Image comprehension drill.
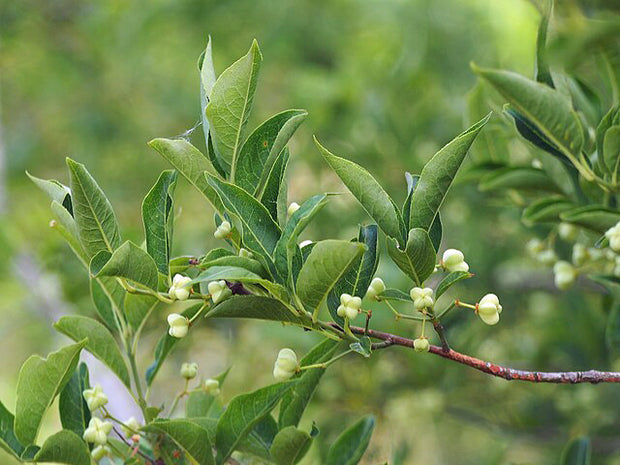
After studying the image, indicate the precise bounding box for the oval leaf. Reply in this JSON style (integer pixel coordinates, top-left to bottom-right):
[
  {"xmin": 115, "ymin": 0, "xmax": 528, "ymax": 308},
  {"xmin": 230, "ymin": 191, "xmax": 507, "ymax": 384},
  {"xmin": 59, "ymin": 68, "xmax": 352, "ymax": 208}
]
[
  {"xmin": 325, "ymin": 415, "xmax": 375, "ymax": 465},
  {"xmin": 143, "ymin": 419, "xmax": 214, "ymax": 465},
  {"xmin": 387, "ymin": 228, "xmax": 436, "ymax": 285},
  {"xmin": 90, "ymin": 241, "xmax": 159, "ymax": 291},
  {"xmin": 33, "ymin": 430, "xmax": 91, "ymax": 465}
]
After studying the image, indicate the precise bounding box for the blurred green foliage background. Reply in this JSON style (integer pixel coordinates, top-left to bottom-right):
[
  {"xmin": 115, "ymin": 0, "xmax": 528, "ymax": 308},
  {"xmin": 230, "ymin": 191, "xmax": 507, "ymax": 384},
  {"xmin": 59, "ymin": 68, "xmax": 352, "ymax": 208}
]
[{"xmin": 1, "ymin": 0, "xmax": 620, "ymax": 463}]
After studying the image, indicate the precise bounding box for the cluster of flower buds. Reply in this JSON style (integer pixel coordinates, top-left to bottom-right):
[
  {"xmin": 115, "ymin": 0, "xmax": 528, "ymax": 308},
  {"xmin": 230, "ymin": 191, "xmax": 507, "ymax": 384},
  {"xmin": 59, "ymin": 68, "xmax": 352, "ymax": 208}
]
[
  {"xmin": 410, "ymin": 287, "xmax": 434, "ymax": 311},
  {"xmin": 208, "ymin": 280, "xmax": 232, "ymax": 304},
  {"xmin": 167, "ymin": 313, "xmax": 189, "ymax": 338},
  {"xmin": 121, "ymin": 417, "xmax": 141, "ymax": 438},
  {"xmin": 337, "ymin": 293, "xmax": 362, "ymax": 320},
  {"xmin": 364, "ymin": 277, "xmax": 386, "ymax": 300},
  {"xmin": 180, "ymin": 362, "xmax": 198, "ymax": 379},
  {"xmin": 273, "ymin": 348, "xmax": 298, "ymax": 381},
  {"xmin": 442, "ymin": 249, "xmax": 469, "ymax": 272},
  {"xmin": 83, "ymin": 417, "xmax": 113, "ymax": 446},
  {"xmin": 476, "ymin": 293, "xmax": 502, "ymax": 325},
  {"xmin": 202, "ymin": 378, "xmax": 221, "ymax": 396},
  {"xmin": 82, "ymin": 384, "xmax": 108, "ymax": 411},
  {"xmin": 214, "ymin": 220, "xmax": 232, "ymax": 239},
  {"xmin": 168, "ymin": 274, "xmax": 192, "ymax": 301},
  {"xmin": 525, "ymin": 238, "xmax": 557, "ymax": 265}
]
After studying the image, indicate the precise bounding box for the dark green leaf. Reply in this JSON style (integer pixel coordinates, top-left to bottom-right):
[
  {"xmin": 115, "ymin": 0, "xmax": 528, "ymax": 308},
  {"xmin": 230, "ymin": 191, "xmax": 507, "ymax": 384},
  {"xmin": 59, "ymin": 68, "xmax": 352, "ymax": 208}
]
[
  {"xmin": 409, "ymin": 114, "xmax": 490, "ymax": 230},
  {"xmin": 15, "ymin": 340, "xmax": 86, "ymax": 445},
  {"xmin": 66, "ymin": 158, "xmax": 121, "ymax": 256},
  {"xmin": 142, "ymin": 170, "xmax": 178, "ymax": 275},
  {"xmin": 349, "ymin": 336, "xmax": 372, "ymax": 358},
  {"xmin": 522, "ymin": 196, "xmax": 576, "ymax": 226},
  {"xmin": 270, "ymin": 426, "xmax": 313, "ymax": 465},
  {"xmin": 325, "ymin": 416, "xmax": 375, "ymax": 465},
  {"xmin": 535, "ymin": 0, "xmax": 554, "ymax": 88},
  {"xmin": 259, "ymin": 147, "xmax": 289, "ymax": 222},
  {"xmin": 479, "ymin": 166, "xmax": 561, "ymax": 193},
  {"xmin": 58, "ymin": 363, "xmax": 91, "ymax": 437},
  {"xmin": 207, "ymin": 295, "xmax": 304, "ymax": 324},
  {"xmin": 207, "ymin": 40, "xmax": 262, "ymax": 174},
  {"xmin": 54, "ymin": 316, "xmax": 131, "ymax": 388},
  {"xmin": 603, "ymin": 125, "xmax": 620, "ymax": 179},
  {"xmin": 435, "ymin": 271, "xmax": 473, "ymax": 299},
  {"xmin": 215, "ymin": 382, "xmax": 295, "ymax": 464},
  {"xmin": 316, "ymin": 137, "xmax": 404, "ymax": 243},
  {"xmin": 90, "ymin": 241, "xmax": 159, "ymax": 291},
  {"xmin": 560, "ymin": 205, "xmax": 620, "ymax": 234},
  {"xmin": 0, "ymin": 401, "xmax": 24, "ymax": 458},
  {"xmin": 143, "ymin": 419, "xmax": 214, "ymax": 465},
  {"xmin": 387, "ymin": 228, "xmax": 436, "ymax": 285},
  {"xmin": 561, "ymin": 437, "xmax": 591, "ymax": 465},
  {"xmin": 33, "ymin": 430, "xmax": 91, "ymax": 465},
  {"xmin": 296, "ymin": 240, "xmax": 366, "ymax": 315}
]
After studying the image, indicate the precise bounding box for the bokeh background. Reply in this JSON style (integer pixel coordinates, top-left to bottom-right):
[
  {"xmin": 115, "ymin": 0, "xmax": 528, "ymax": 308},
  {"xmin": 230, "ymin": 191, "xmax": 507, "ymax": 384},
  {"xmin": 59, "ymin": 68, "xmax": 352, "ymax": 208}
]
[{"xmin": 1, "ymin": 0, "xmax": 620, "ymax": 463}]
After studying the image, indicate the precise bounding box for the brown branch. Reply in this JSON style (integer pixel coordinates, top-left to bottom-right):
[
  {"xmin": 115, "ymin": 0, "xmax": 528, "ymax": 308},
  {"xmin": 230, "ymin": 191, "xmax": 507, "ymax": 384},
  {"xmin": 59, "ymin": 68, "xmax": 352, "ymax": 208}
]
[
  {"xmin": 326, "ymin": 323, "xmax": 620, "ymax": 384},
  {"xmin": 429, "ymin": 314, "xmax": 450, "ymax": 352}
]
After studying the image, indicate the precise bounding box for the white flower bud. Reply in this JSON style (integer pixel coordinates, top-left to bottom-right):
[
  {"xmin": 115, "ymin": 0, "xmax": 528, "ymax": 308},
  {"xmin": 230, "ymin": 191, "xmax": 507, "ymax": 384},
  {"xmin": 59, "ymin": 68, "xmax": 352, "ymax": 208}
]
[
  {"xmin": 82, "ymin": 384, "xmax": 108, "ymax": 412},
  {"xmin": 167, "ymin": 313, "xmax": 189, "ymax": 338},
  {"xmin": 202, "ymin": 378, "xmax": 221, "ymax": 396},
  {"xmin": 83, "ymin": 417, "xmax": 113, "ymax": 445},
  {"xmin": 365, "ymin": 277, "xmax": 386, "ymax": 300},
  {"xmin": 91, "ymin": 445, "xmax": 110, "ymax": 460},
  {"xmin": 409, "ymin": 287, "xmax": 434, "ymax": 311},
  {"xmin": 558, "ymin": 223, "xmax": 578, "ymax": 241},
  {"xmin": 287, "ymin": 202, "xmax": 300, "ymax": 217},
  {"xmin": 214, "ymin": 220, "xmax": 232, "ymax": 239},
  {"xmin": 526, "ymin": 238, "xmax": 545, "ymax": 257},
  {"xmin": 553, "ymin": 261, "xmax": 576, "ymax": 290},
  {"xmin": 536, "ymin": 249, "xmax": 557, "ymax": 265},
  {"xmin": 299, "ymin": 240, "xmax": 313, "ymax": 248},
  {"xmin": 180, "ymin": 362, "xmax": 198, "ymax": 379},
  {"xmin": 273, "ymin": 348, "xmax": 298, "ymax": 381},
  {"xmin": 588, "ymin": 247, "xmax": 604, "ymax": 261},
  {"xmin": 572, "ymin": 243, "xmax": 589, "ymax": 266},
  {"xmin": 336, "ymin": 293, "xmax": 362, "ymax": 320},
  {"xmin": 168, "ymin": 274, "xmax": 192, "ymax": 301},
  {"xmin": 606, "ymin": 222, "xmax": 620, "ymax": 252},
  {"xmin": 413, "ymin": 337, "xmax": 430, "ymax": 352},
  {"xmin": 120, "ymin": 417, "xmax": 141, "ymax": 438},
  {"xmin": 239, "ymin": 248, "xmax": 253, "ymax": 259},
  {"xmin": 477, "ymin": 293, "xmax": 502, "ymax": 326},
  {"xmin": 207, "ymin": 280, "xmax": 232, "ymax": 304},
  {"xmin": 442, "ymin": 249, "xmax": 469, "ymax": 272}
]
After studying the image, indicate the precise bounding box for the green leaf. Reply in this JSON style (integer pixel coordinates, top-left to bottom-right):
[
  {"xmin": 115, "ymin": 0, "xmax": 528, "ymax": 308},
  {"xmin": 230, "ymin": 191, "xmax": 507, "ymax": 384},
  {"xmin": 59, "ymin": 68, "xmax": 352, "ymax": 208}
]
[
  {"xmin": 349, "ymin": 336, "xmax": 372, "ymax": 358},
  {"xmin": 66, "ymin": 158, "xmax": 121, "ymax": 256},
  {"xmin": 143, "ymin": 420, "xmax": 214, "ymax": 465},
  {"xmin": 522, "ymin": 197, "xmax": 576, "ymax": 226},
  {"xmin": 561, "ymin": 437, "xmax": 591, "ymax": 465},
  {"xmin": 479, "ymin": 166, "xmax": 561, "ymax": 193},
  {"xmin": 207, "ymin": 295, "xmax": 304, "ymax": 324},
  {"xmin": 206, "ymin": 174, "xmax": 280, "ymax": 275},
  {"xmin": 296, "ymin": 240, "xmax": 366, "ymax": 315},
  {"xmin": 259, "ymin": 147, "xmax": 289, "ymax": 222},
  {"xmin": 316, "ymin": 137, "xmax": 403, "ymax": 243},
  {"xmin": 27, "ymin": 172, "xmax": 73, "ymax": 214},
  {"xmin": 50, "ymin": 201, "xmax": 88, "ymax": 265},
  {"xmin": 124, "ymin": 293, "xmax": 158, "ymax": 330},
  {"xmin": 58, "ymin": 363, "xmax": 91, "ymax": 437},
  {"xmin": 200, "ymin": 254, "xmax": 266, "ymax": 278},
  {"xmin": 90, "ymin": 277, "xmax": 125, "ymax": 332},
  {"xmin": 559, "ymin": 205, "xmax": 620, "ymax": 234},
  {"xmin": 435, "ymin": 271, "xmax": 473, "ymax": 299},
  {"xmin": 409, "ymin": 114, "xmax": 490, "ymax": 231},
  {"xmin": 603, "ymin": 126, "xmax": 620, "ymax": 179},
  {"xmin": 327, "ymin": 225, "xmax": 379, "ymax": 324},
  {"xmin": 148, "ymin": 137, "xmax": 224, "ymax": 213},
  {"xmin": 270, "ymin": 426, "xmax": 313, "ymax": 465},
  {"xmin": 376, "ymin": 288, "xmax": 411, "ymax": 302},
  {"xmin": 387, "ymin": 228, "xmax": 436, "ymax": 286},
  {"xmin": 325, "ymin": 416, "xmax": 375, "ymax": 465},
  {"xmin": 33, "ymin": 430, "xmax": 91, "ymax": 465},
  {"xmin": 236, "ymin": 110, "xmax": 307, "ymax": 194},
  {"xmin": 278, "ymin": 339, "xmax": 338, "ymax": 428},
  {"xmin": 534, "ymin": 0, "xmax": 554, "ymax": 88},
  {"xmin": 273, "ymin": 194, "xmax": 329, "ymax": 286},
  {"xmin": 0, "ymin": 401, "xmax": 24, "ymax": 458},
  {"xmin": 215, "ymin": 381, "xmax": 295, "ymax": 464},
  {"xmin": 90, "ymin": 241, "xmax": 159, "ymax": 291},
  {"xmin": 142, "ymin": 170, "xmax": 178, "ymax": 275},
  {"xmin": 199, "ymin": 36, "xmax": 217, "ymax": 149},
  {"xmin": 186, "ymin": 368, "xmax": 231, "ymax": 418},
  {"xmin": 473, "ymin": 65, "xmax": 584, "ymax": 167},
  {"xmin": 146, "ymin": 304, "xmax": 203, "ymax": 386},
  {"xmin": 15, "ymin": 340, "xmax": 86, "ymax": 445},
  {"xmin": 596, "ymin": 106, "xmax": 618, "ymax": 174},
  {"xmin": 54, "ymin": 316, "xmax": 131, "ymax": 388},
  {"xmin": 238, "ymin": 415, "xmax": 279, "ymax": 461},
  {"xmin": 206, "ymin": 40, "xmax": 262, "ymax": 176}
]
